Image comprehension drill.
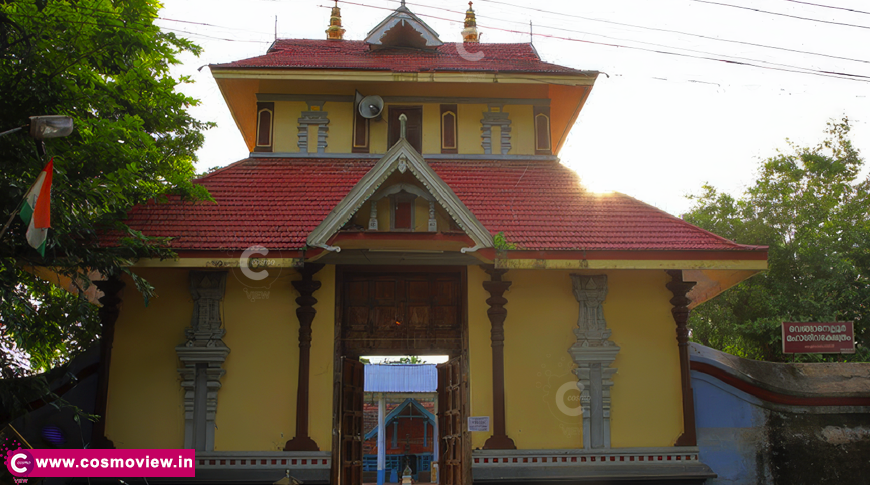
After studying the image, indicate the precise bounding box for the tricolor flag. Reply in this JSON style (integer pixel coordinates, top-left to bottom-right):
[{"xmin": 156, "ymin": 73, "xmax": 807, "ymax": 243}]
[{"xmin": 19, "ymin": 158, "xmax": 53, "ymax": 256}]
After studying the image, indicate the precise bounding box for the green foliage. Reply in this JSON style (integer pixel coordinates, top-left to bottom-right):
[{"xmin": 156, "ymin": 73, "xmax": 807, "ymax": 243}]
[
  {"xmin": 683, "ymin": 119, "xmax": 870, "ymax": 362},
  {"xmin": 0, "ymin": 0, "xmax": 211, "ymax": 379},
  {"xmin": 493, "ymin": 231, "xmax": 519, "ymax": 250}
]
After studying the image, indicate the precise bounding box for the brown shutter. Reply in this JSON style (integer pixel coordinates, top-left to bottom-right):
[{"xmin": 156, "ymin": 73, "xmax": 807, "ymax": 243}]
[
  {"xmin": 534, "ymin": 106, "xmax": 551, "ymax": 155},
  {"xmin": 352, "ymin": 105, "xmax": 370, "ymax": 153},
  {"xmin": 255, "ymin": 102, "xmax": 274, "ymax": 152},
  {"xmin": 441, "ymin": 104, "xmax": 458, "ymax": 154}
]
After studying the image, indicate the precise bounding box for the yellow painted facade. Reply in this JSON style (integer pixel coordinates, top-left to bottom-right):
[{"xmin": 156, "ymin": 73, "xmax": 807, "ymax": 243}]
[
  {"xmin": 240, "ymin": 93, "xmax": 550, "ymax": 156},
  {"xmin": 106, "ymin": 267, "xmax": 336, "ymax": 452},
  {"xmin": 468, "ymin": 266, "xmax": 683, "ymax": 450}
]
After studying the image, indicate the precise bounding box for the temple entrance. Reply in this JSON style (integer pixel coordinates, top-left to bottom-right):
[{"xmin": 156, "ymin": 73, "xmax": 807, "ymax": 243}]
[{"xmin": 332, "ymin": 266, "xmax": 470, "ymax": 485}]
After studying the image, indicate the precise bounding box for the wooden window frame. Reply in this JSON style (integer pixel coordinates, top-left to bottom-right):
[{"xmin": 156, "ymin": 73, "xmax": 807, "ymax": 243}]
[
  {"xmin": 440, "ymin": 104, "xmax": 458, "ymax": 154},
  {"xmin": 352, "ymin": 104, "xmax": 370, "ymax": 154},
  {"xmin": 390, "ymin": 191, "xmax": 417, "ymax": 231},
  {"xmin": 254, "ymin": 102, "xmax": 274, "ymax": 152},
  {"xmin": 534, "ymin": 106, "xmax": 552, "ymax": 155}
]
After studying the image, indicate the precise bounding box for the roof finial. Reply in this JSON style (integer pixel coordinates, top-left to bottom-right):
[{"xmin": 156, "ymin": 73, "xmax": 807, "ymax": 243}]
[
  {"xmin": 326, "ymin": 0, "xmax": 346, "ymax": 41},
  {"xmin": 462, "ymin": 1, "xmax": 479, "ymax": 43}
]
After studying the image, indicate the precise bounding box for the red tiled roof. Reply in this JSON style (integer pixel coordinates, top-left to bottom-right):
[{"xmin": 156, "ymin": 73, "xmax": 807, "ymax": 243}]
[
  {"xmin": 109, "ymin": 158, "xmax": 761, "ymax": 253},
  {"xmin": 211, "ymin": 40, "xmax": 592, "ymax": 75}
]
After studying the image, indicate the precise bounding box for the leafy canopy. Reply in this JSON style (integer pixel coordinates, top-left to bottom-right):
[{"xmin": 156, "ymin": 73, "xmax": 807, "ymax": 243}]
[
  {"xmin": 683, "ymin": 119, "xmax": 870, "ymax": 362},
  {"xmin": 0, "ymin": 0, "xmax": 211, "ymax": 378}
]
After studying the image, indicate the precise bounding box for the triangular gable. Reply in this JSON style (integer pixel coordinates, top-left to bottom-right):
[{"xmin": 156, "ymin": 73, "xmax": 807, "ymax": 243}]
[
  {"xmin": 364, "ymin": 398, "xmax": 436, "ymax": 440},
  {"xmin": 365, "ymin": 2, "xmax": 442, "ymax": 49},
  {"xmin": 306, "ymin": 138, "xmax": 493, "ymax": 252}
]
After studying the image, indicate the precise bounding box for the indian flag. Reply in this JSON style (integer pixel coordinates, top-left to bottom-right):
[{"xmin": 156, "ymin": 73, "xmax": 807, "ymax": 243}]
[{"xmin": 19, "ymin": 158, "xmax": 53, "ymax": 256}]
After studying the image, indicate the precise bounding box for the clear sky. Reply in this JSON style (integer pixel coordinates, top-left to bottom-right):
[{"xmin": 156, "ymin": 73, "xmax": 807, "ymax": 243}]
[{"xmin": 157, "ymin": 0, "xmax": 870, "ymax": 216}]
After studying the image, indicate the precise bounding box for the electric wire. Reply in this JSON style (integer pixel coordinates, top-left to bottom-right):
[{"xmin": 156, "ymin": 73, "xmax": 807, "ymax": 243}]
[
  {"xmin": 777, "ymin": 0, "xmax": 870, "ymax": 16},
  {"xmin": 689, "ymin": 0, "xmax": 870, "ymax": 30},
  {"xmin": 398, "ymin": 0, "xmax": 870, "ymax": 66}
]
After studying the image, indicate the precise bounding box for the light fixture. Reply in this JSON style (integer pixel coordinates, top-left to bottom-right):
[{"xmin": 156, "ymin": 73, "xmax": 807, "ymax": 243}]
[{"xmin": 29, "ymin": 116, "xmax": 74, "ymax": 140}]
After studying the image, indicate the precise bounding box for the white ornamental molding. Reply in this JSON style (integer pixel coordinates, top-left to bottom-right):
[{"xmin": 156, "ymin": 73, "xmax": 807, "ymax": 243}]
[{"xmin": 568, "ymin": 274, "xmax": 620, "ymax": 449}]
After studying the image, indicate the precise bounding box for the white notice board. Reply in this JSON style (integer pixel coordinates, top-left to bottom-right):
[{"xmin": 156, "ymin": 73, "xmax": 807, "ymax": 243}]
[{"xmin": 468, "ymin": 416, "xmax": 490, "ymax": 432}]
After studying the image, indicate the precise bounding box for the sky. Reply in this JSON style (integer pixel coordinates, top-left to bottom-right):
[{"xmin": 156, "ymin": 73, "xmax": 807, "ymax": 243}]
[{"xmin": 157, "ymin": 0, "xmax": 870, "ymax": 216}]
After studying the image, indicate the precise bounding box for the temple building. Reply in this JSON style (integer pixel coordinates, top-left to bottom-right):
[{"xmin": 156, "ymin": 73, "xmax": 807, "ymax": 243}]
[{"xmin": 92, "ymin": 2, "xmax": 769, "ymax": 484}]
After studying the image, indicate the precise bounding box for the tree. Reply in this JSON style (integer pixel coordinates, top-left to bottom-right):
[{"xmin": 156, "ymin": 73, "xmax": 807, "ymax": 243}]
[
  {"xmin": 683, "ymin": 119, "xmax": 870, "ymax": 362},
  {"xmin": 0, "ymin": 0, "xmax": 210, "ymax": 386}
]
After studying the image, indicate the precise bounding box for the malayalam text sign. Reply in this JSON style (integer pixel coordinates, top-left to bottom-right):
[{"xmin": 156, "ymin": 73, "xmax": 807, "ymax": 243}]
[{"xmin": 782, "ymin": 322, "xmax": 855, "ymax": 354}]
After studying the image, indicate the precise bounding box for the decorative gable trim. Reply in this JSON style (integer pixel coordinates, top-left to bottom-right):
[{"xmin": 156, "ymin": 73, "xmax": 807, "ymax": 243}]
[
  {"xmin": 365, "ymin": 3, "xmax": 442, "ymax": 49},
  {"xmin": 306, "ymin": 138, "xmax": 493, "ymax": 252},
  {"xmin": 364, "ymin": 398, "xmax": 436, "ymax": 440}
]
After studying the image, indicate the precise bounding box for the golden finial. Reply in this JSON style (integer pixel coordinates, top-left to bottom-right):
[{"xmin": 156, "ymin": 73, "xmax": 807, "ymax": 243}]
[
  {"xmin": 462, "ymin": 1, "xmax": 479, "ymax": 43},
  {"xmin": 326, "ymin": 0, "xmax": 346, "ymax": 40}
]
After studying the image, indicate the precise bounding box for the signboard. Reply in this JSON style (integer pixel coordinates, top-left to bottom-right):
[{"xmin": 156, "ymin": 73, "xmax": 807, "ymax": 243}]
[
  {"xmin": 782, "ymin": 322, "xmax": 855, "ymax": 354},
  {"xmin": 467, "ymin": 416, "xmax": 490, "ymax": 432}
]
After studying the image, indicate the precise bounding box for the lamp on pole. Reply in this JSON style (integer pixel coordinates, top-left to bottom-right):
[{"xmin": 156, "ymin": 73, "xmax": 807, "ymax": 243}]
[{"xmin": 0, "ymin": 115, "xmax": 74, "ymax": 240}]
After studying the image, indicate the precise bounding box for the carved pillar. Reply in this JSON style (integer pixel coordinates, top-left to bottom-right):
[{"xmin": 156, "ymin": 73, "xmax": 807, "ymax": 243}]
[
  {"xmin": 666, "ymin": 270, "xmax": 698, "ymax": 446},
  {"xmin": 568, "ymin": 275, "xmax": 619, "ymax": 449},
  {"xmin": 481, "ymin": 105, "xmax": 512, "ymax": 155},
  {"xmin": 91, "ymin": 276, "xmax": 125, "ymax": 449},
  {"xmin": 176, "ymin": 271, "xmax": 230, "ymax": 451},
  {"xmin": 297, "ymin": 101, "xmax": 329, "ymax": 153},
  {"xmin": 285, "ymin": 263, "xmax": 325, "ymax": 451},
  {"xmin": 481, "ymin": 266, "xmax": 516, "ymax": 450}
]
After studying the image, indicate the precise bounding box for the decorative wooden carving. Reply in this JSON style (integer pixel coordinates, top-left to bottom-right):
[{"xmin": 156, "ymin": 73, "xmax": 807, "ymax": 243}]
[
  {"xmin": 341, "ymin": 269, "xmax": 463, "ymax": 355},
  {"xmin": 176, "ymin": 271, "xmax": 230, "ymax": 451},
  {"xmin": 568, "ymin": 274, "xmax": 619, "ymax": 449},
  {"xmin": 285, "ymin": 263, "xmax": 325, "ymax": 452},
  {"xmin": 91, "ymin": 276, "xmax": 125, "ymax": 449},
  {"xmin": 481, "ymin": 266, "xmax": 515, "ymax": 450},
  {"xmin": 666, "ymin": 270, "xmax": 698, "ymax": 447}
]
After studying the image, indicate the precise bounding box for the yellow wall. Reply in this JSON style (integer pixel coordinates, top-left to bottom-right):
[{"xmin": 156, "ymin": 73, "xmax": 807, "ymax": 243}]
[
  {"xmin": 468, "ymin": 267, "xmax": 683, "ymax": 450},
  {"xmin": 458, "ymin": 104, "xmax": 486, "ymax": 155},
  {"xmin": 106, "ymin": 268, "xmax": 188, "ymax": 449},
  {"xmin": 273, "ymin": 101, "xmax": 305, "ymax": 153},
  {"xmin": 106, "ymin": 266, "xmax": 335, "ymax": 452},
  {"xmin": 325, "ymin": 102, "xmax": 353, "ymax": 154},
  {"xmin": 504, "ymin": 105, "xmax": 534, "ymax": 155},
  {"xmin": 269, "ymin": 100, "xmax": 536, "ymax": 156}
]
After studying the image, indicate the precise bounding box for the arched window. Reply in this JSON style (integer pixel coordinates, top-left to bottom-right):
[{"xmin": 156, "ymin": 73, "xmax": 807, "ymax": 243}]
[
  {"xmin": 255, "ymin": 102, "xmax": 274, "ymax": 151},
  {"xmin": 441, "ymin": 104, "xmax": 458, "ymax": 154},
  {"xmin": 534, "ymin": 106, "xmax": 551, "ymax": 155}
]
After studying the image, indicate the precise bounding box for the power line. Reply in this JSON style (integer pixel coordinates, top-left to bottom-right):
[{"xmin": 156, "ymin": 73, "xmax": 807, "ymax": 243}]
[
  {"xmin": 336, "ymin": 0, "xmax": 870, "ymax": 83},
  {"xmin": 777, "ymin": 0, "xmax": 870, "ymax": 16},
  {"xmin": 689, "ymin": 0, "xmax": 870, "ymax": 31},
  {"xmin": 393, "ymin": 0, "xmax": 870, "ymax": 68}
]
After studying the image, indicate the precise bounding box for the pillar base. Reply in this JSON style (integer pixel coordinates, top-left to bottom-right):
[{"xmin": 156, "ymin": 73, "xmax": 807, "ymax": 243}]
[
  {"xmin": 284, "ymin": 436, "xmax": 320, "ymax": 452},
  {"xmin": 483, "ymin": 434, "xmax": 516, "ymax": 450},
  {"xmin": 377, "ymin": 468, "xmax": 386, "ymax": 485}
]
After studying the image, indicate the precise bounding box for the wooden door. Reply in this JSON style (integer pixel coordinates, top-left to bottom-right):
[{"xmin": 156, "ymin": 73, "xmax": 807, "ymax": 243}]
[
  {"xmin": 340, "ymin": 357, "xmax": 364, "ymax": 485},
  {"xmin": 437, "ymin": 356, "xmax": 466, "ymax": 485},
  {"xmin": 389, "ymin": 106, "xmax": 423, "ymax": 152}
]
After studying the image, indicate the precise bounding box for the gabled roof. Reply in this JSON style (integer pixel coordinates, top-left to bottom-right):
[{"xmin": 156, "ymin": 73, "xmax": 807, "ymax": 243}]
[
  {"xmin": 306, "ymin": 139, "xmax": 493, "ymax": 252},
  {"xmin": 211, "ymin": 40, "xmax": 594, "ymax": 76},
  {"xmin": 106, "ymin": 157, "xmax": 766, "ymax": 255},
  {"xmin": 364, "ymin": 398, "xmax": 436, "ymax": 441},
  {"xmin": 365, "ymin": 2, "xmax": 442, "ymax": 49}
]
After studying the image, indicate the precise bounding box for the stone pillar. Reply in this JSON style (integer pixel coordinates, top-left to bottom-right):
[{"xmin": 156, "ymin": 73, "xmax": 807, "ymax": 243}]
[
  {"xmin": 176, "ymin": 271, "xmax": 230, "ymax": 451},
  {"xmin": 91, "ymin": 276, "xmax": 125, "ymax": 449},
  {"xmin": 568, "ymin": 274, "xmax": 619, "ymax": 449},
  {"xmin": 666, "ymin": 270, "xmax": 698, "ymax": 446},
  {"xmin": 482, "ymin": 266, "xmax": 516, "ymax": 450},
  {"xmin": 285, "ymin": 263, "xmax": 325, "ymax": 451}
]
